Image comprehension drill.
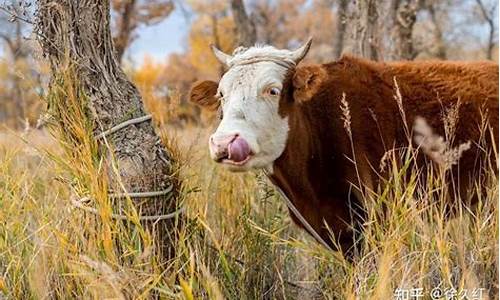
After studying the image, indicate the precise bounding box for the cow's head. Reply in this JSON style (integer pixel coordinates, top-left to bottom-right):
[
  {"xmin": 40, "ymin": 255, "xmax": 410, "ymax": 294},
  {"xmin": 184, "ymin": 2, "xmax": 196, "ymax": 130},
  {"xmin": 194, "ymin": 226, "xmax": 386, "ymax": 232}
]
[{"xmin": 190, "ymin": 39, "xmax": 313, "ymax": 172}]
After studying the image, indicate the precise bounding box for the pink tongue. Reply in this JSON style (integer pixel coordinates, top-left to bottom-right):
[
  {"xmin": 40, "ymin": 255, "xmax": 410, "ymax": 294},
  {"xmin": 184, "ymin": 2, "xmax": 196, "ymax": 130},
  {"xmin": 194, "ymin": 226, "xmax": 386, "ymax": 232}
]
[{"xmin": 228, "ymin": 137, "xmax": 251, "ymax": 162}]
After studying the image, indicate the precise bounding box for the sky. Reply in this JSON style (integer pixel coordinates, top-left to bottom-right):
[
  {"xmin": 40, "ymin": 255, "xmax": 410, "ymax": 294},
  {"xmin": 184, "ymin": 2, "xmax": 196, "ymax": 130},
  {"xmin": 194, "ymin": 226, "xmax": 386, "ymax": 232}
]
[
  {"xmin": 122, "ymin": 0, "xmax": 498, "ymax": 65},
  {"xmin": 0, "ymin": 10, "xmax": 187, "ymax": 64},
  {"xmin": 124, "ymin": 7, "xmax": 189, "ymax": 64}
]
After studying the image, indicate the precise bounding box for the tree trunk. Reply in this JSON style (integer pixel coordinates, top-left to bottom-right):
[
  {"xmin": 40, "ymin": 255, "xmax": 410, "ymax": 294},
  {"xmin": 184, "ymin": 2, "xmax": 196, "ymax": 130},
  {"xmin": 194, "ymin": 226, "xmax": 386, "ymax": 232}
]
[
  {"xmin": 391, "ymin": 0, "xmax": 419, "ymax": 60},
  {"xmin": 230, "ymin": 0, "xmax": 257, "ymax": 47},
  {"xmin": 113, "ymin": 0, "xmax": 136, "ymax": 63},
  {"xmin": 353, "ymin": 0, "xmax": 380, "ymax": 60},
  {"xmin": 0, "ymin": 8, "xmax": 28, "ymax": 128},
  {"xmin": 36, "ymin": 0, "xmax": 182, "ymax": 260},
  {"xmin": 333, "ymin": 0, "xmax": 348, "ymax": 59},
  {"xmin": 426, "ymin": 2, "xmax": 447, "ymax": 59},
  {"xmin": 475, "ymin": 0, "xmax": 496, "ymax": 60},
  {"xmin": 365, "ymin": 0, "xmax": 379, "ymax": 60},
  {"xmin": 13, "ymin": 18, "xmax": 25, "ymax": 126}
]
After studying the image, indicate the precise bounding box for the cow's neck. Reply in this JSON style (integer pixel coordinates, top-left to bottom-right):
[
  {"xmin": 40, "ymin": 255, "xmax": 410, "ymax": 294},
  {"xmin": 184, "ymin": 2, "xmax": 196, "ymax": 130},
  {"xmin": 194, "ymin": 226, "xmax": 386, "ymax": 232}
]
[
  {"xmin": 275, "ymin": 103, "xmax": 323, "ymax": 186},
  {"xmin": 269, "ymin": 103, "xmax": 336, "ymax": 232}
]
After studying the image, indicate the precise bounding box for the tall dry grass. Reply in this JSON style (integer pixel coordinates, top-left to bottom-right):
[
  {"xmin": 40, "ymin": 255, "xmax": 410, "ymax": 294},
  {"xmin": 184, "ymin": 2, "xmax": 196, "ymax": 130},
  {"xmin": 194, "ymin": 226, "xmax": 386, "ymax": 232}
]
[{"xmin": 0, "ymin": 81, "xmax": 497, "ymax": 299}]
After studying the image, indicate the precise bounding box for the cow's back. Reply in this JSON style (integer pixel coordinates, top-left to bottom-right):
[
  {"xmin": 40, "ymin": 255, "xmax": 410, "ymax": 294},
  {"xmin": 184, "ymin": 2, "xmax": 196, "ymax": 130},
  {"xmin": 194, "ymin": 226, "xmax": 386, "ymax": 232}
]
[
  {"xmin": 382, "ymin": 60, "xmax": 498, "ymax": 136},
  {"xmin": 385, "ymin": 60, "xmax": 498, "ymax": 201},
  {"xmin": 323, "ymin": 56, "xmax": 498, "ymax": 202}
]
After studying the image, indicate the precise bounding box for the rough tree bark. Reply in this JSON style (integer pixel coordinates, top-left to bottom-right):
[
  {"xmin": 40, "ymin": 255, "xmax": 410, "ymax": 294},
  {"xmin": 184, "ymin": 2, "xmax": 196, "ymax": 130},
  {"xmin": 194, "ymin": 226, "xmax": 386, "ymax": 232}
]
[
  {"xmin": 391, "ymin": 0, "xmax": 420, "ymax": 60},
  {"xmin": 333, "ymin": 0, "xmax": 348, "ymax": 59},
  {"xmin": 230, "ymin": 0, "xmax": 257, "ymax": 47},
  {"xmin": 36, "ymin": 0, "xmax": 182, "ymax": 259}
]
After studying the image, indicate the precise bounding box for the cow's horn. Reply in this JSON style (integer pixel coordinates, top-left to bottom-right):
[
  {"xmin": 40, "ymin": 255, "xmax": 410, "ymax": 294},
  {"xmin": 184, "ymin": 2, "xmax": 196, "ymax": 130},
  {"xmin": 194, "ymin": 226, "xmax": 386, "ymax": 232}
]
[
  {"xmin": 290, "ymin": 37, "xmax": 313, "ymax": 64},
  {"xmin": 211, "ymin": 44, "xmax": 232, "ymax": 67}
]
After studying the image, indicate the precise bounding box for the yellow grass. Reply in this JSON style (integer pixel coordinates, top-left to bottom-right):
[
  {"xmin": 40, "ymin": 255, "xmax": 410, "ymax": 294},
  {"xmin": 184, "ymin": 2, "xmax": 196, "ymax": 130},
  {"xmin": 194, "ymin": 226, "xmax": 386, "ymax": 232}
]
[{"xmin": 0, "ymin": 93, "xmax": 498, "ymax": 299}]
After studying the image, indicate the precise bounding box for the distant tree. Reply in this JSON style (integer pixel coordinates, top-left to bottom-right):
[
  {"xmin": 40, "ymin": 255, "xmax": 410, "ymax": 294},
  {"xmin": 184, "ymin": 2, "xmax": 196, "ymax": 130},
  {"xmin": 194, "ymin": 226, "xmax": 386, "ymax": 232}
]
[
  {"xmin": 474, "ymin": 0, "xmax": 498, "ymax": 60},
  {"xmin": 365, "ymin": 0, "xmax": 380, "ymax": 60},
  {"xmin": 162, "ymin": 53, "xmax": 197, "ymax": 101},
  {"xmin": 333, "ymin": 0, "xmax": 348, "ymax": 59},
  {"xmin": 187, "ymin": 1, "xmax": 236, "ymax": 77},
  {"xmin": 0, "ymin": 3, "xmax": 28, "ymax": 61},
  {"xmin": 391, "ymin": 0, "xmax": 421, "ymax": 60},
  {"xmin": 252, "ymin": 0, "xmax": 306, "ymax": 47},
  {"xmin": 0, "ymin": 4, "xmax": 25, "ymax": 126},
  {"xmin": 230, "ymin": 0, "xmax": 256, "ymax": 47},
  {"xmin": 0, "ymin": 0, "xmax": 43, "ymax": 128},
  {"xmin": 111, "ymin": 0, "xmax": 174, "ymax": 63},
  {"xmin": 351, "ymin": 0, "xmax": 380, "ymax": 60},
  {"xmin": 424, "ymin": 0, "xmax": 447, "ymax": 59},
  {"xmin": 251, "ymin": 0, "xmax": 335, "ymax": 62}
]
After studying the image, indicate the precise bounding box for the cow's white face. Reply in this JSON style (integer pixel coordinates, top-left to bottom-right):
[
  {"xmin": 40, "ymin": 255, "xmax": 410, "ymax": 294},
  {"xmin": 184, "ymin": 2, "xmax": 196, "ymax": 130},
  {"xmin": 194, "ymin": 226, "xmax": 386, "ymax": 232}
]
[
  {"xmin": 190, "ymin": 40, "xmax": 312, "ymax": 172},
  {"xmin": 213, "ymin": 60, "xmax": 290, "ymax": 171}
]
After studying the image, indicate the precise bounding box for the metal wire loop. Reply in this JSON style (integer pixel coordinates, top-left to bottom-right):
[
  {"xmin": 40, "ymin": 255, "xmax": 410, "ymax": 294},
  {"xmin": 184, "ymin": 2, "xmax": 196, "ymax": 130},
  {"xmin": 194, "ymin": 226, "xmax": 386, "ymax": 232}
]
[{"xmin": 71, "ymin": 114, "xmax": 183, "ymax": 221}]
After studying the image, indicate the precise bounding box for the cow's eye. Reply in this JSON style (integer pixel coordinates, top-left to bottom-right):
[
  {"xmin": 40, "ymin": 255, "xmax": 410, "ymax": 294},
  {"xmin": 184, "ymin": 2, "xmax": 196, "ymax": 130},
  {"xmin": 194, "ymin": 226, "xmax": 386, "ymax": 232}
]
[{"xmin": 268, "ymin": 87, "xmax": 281, "ymax": 97}]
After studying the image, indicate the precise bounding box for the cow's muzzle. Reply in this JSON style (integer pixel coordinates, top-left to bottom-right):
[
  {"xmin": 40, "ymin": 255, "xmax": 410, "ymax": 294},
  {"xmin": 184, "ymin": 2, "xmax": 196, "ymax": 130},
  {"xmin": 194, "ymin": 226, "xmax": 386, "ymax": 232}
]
[{"xmin": 209, "ymin": 134, "xmax": 252, "ymax": 165}]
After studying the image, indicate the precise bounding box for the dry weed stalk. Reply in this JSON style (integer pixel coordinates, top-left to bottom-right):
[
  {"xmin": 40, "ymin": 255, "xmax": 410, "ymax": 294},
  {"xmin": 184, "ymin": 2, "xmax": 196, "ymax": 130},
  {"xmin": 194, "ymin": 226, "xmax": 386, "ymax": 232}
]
[
  {"xmin": 340, "ymin": 92, "xmax": 352, "ymax": 137},
  {"xmin": 413, "ymin": 117, "xmax": 471, "ymax": 170},
  {"xmin": 393, "ymin": 77, "xmax": 410, "ymax": 139},
  {"xmin": 78, "ymin": 255, "xmax": 128, "ymax": 299},
  {"xmin": 442, "ymin": 98, "xmax": 461, "ymax": 144},
  {"xmin": 379, "ymin": 149, "xmax": 396, "ymax": 173},
  {"xmin": 340, "ymin": 92, "xmax": 368, "ymax": 201}
]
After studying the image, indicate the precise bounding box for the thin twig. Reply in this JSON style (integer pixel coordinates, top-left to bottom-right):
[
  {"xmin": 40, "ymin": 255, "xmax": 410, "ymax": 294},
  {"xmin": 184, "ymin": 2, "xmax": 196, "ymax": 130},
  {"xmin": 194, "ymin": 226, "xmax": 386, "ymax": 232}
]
[{"xmin": 0, "ymin": 5, "xmax": 34, "ymax": 25}]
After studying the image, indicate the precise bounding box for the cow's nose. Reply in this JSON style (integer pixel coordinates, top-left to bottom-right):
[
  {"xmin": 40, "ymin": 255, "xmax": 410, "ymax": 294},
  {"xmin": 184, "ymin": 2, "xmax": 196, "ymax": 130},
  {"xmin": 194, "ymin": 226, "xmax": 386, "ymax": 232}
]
[
  {"xmin": 209, "ymin": 134, "xmax": 251, "ymax": 163},
  {"xmin": 209, "ymin": 134, "xmax": 235, "ymax": 161}
]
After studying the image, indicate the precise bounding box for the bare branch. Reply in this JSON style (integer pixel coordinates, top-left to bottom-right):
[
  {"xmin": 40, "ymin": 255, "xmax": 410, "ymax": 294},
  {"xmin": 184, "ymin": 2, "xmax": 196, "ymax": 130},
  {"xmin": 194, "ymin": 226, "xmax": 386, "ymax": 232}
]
[
  {"xmin": 0, "ymin": 5, "xmax": 33, "ymax": 25},
  {"xmin": 474, "ymin": 0, "xmax": 497, "ymax": 60}
]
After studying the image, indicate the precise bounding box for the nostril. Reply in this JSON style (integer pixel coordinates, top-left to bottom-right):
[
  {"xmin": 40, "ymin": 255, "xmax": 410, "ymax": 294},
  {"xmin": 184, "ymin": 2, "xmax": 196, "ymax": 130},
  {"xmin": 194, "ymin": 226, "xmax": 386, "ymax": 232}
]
[
  {"xmin": 215, "ymin": 148, "xmax": 229, "ymax": 162},
  {"xmin": 210, "ymin": 134, "xmax": 247, "ymax": 162}
]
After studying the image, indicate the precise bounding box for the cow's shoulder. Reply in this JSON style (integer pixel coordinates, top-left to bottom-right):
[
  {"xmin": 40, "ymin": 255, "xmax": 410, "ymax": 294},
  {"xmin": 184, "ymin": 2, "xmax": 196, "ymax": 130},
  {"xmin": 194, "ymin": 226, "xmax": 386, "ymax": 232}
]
[{"xmin": 292, "ymin": 55, "xmax": 380, "ymax": 103}]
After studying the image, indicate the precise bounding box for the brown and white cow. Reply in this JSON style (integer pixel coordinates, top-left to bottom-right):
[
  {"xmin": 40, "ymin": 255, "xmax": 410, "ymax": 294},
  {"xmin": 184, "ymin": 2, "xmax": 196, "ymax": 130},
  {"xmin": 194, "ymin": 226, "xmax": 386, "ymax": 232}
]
[{"xmin": 189, "ymin": 39, "xmax": 499, "ymax": 252}]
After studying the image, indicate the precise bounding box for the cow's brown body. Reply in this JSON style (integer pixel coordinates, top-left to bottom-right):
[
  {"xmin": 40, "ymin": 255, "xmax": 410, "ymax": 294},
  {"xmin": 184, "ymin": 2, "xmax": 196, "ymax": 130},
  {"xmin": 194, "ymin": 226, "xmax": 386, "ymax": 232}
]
[{"xmin": 272, "ymin": 56, "xmax": 498, "ymax": 251}]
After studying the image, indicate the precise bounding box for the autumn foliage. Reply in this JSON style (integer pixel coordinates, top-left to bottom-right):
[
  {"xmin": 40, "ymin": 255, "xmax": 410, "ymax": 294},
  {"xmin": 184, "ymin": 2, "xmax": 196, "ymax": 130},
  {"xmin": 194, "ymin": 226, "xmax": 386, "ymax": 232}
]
[{"xmin": 0, "ymin": 0, "xmax": 498, "ymax": 128}]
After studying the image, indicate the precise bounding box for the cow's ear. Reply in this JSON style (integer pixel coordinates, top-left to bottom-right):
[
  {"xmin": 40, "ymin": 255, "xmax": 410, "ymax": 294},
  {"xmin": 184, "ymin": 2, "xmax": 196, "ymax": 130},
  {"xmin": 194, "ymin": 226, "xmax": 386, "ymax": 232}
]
[
  {"xmin": 292, "ymin": 65, "xmax": 326, "ymax": 103},
  {"xmin": 189, "ymin": 80, "xmax": 220, "ymax": 111}
]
